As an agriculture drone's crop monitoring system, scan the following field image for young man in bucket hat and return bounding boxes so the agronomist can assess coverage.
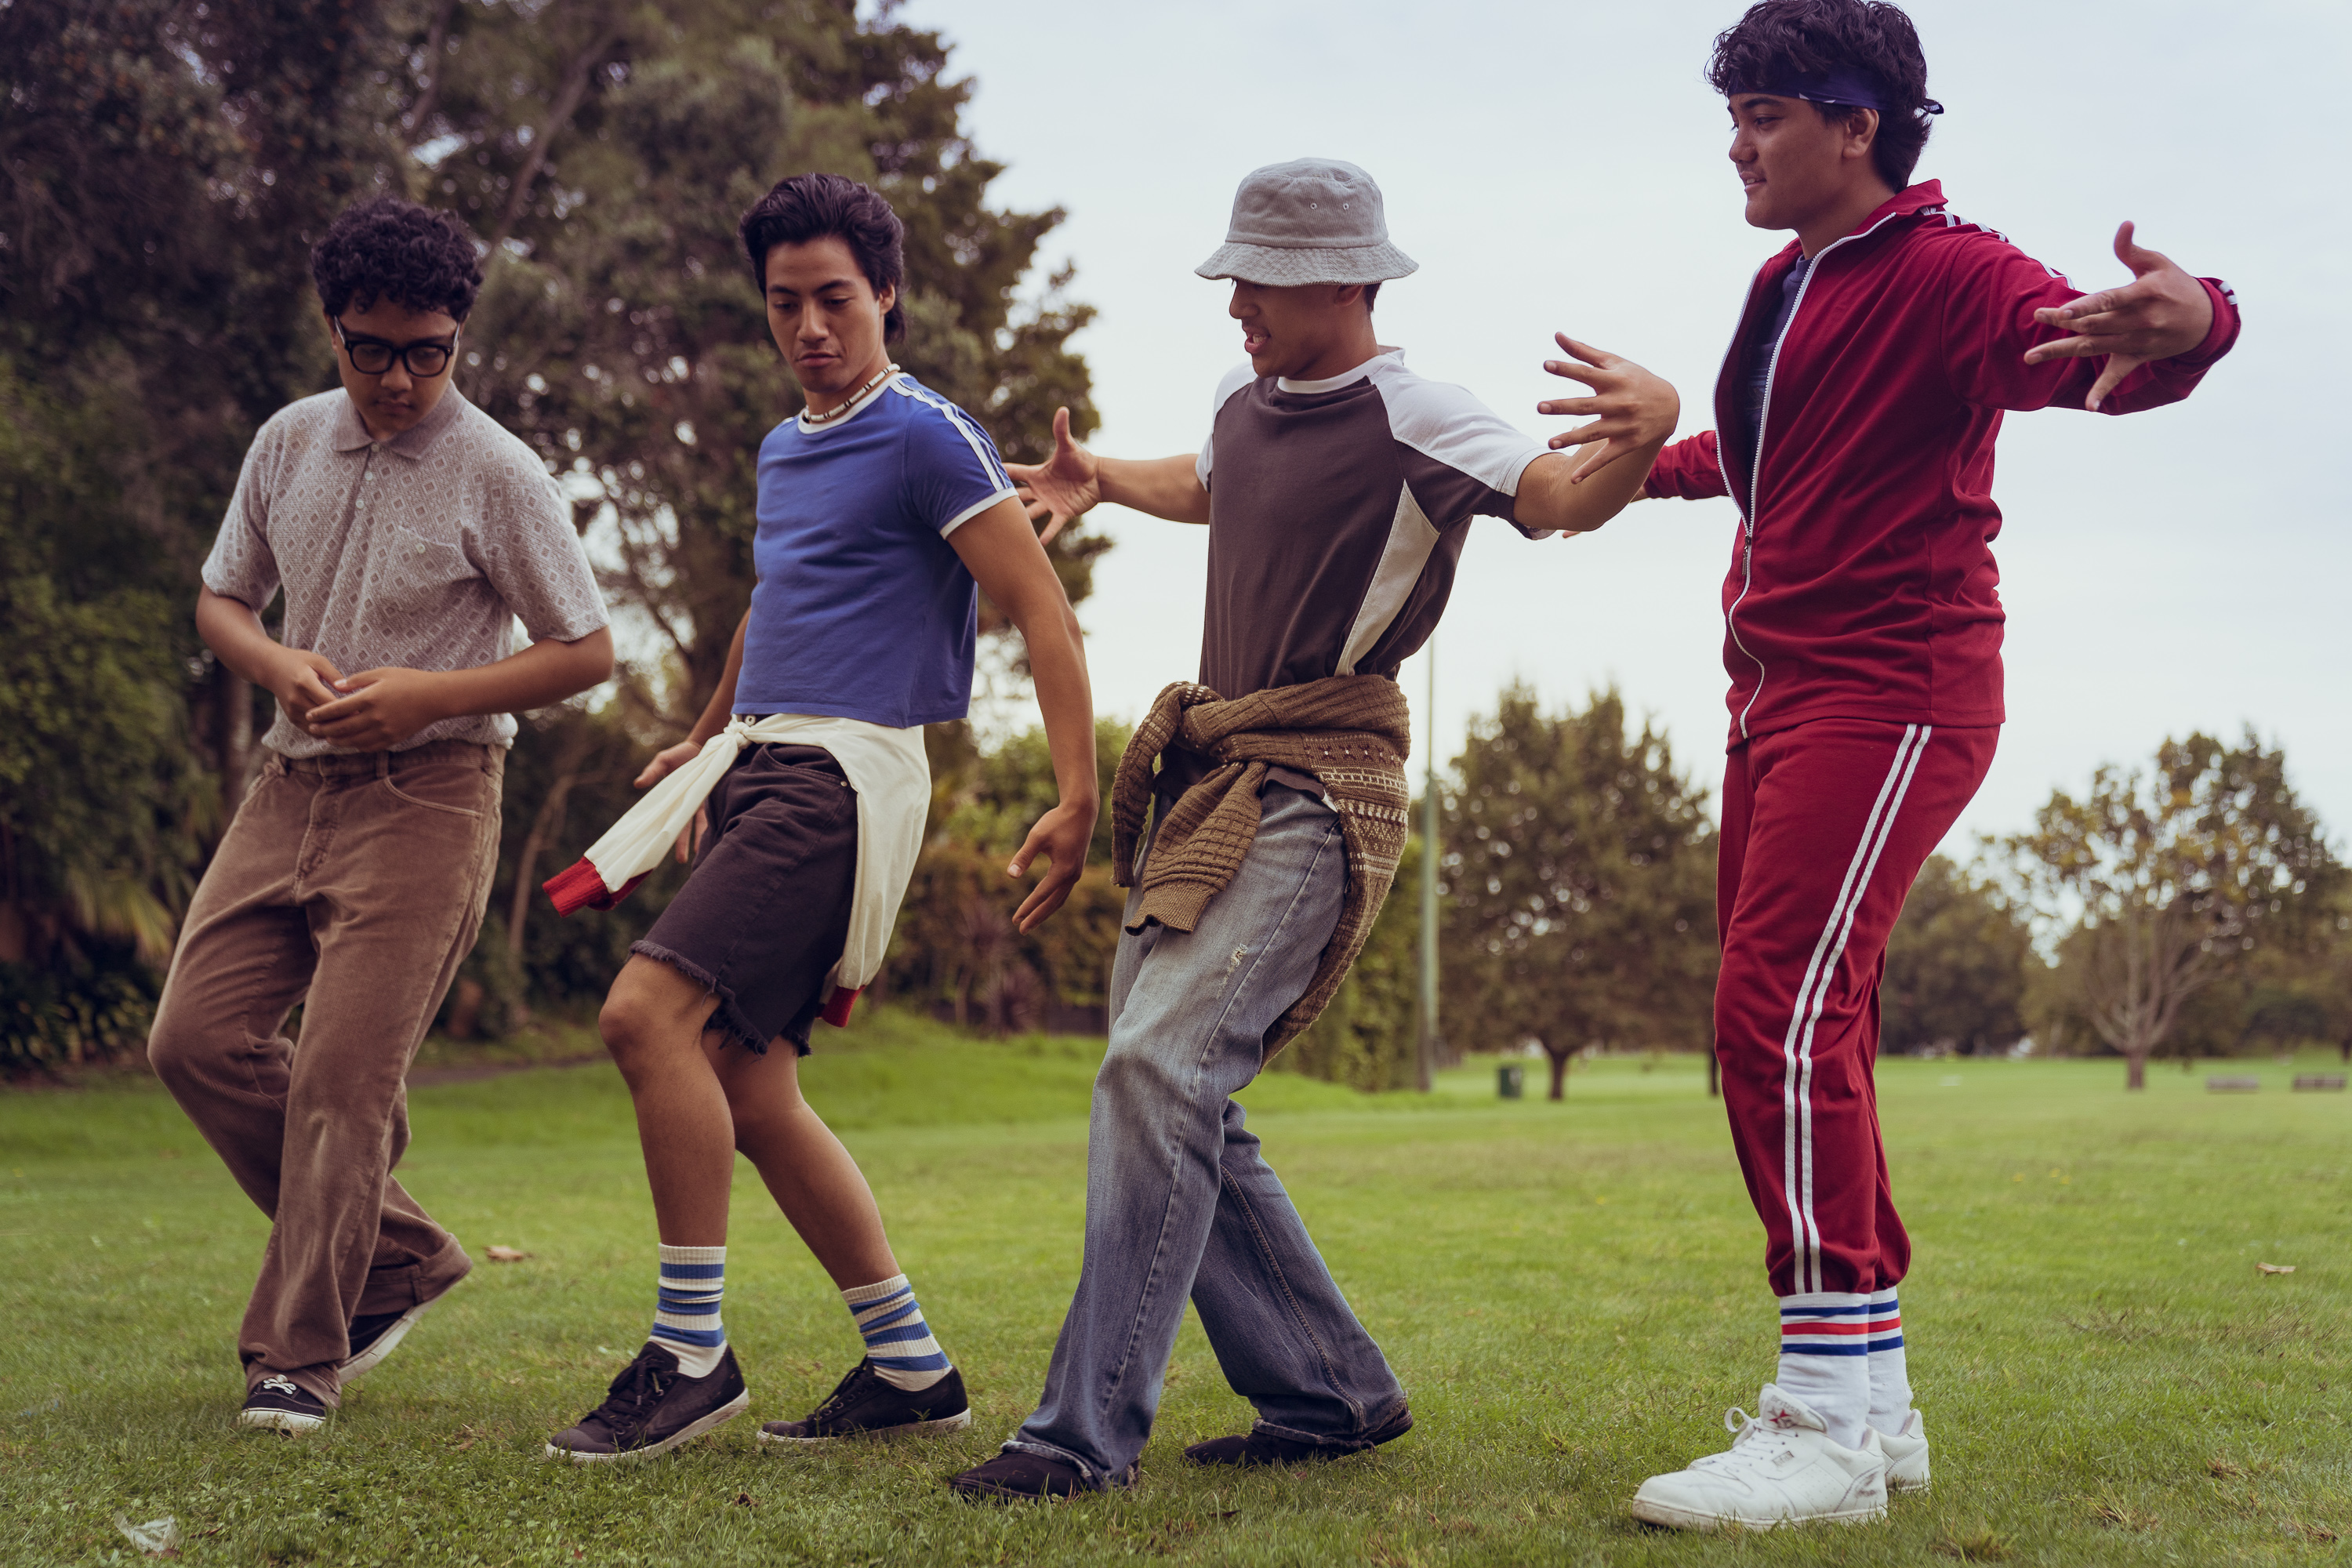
[946,158,1680,1501]
[1624,0,2241,1532]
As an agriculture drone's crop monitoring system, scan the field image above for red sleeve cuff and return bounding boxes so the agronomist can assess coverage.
[2172,278,2241,370]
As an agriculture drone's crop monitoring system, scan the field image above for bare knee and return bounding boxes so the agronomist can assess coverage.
[598,958,710,1083]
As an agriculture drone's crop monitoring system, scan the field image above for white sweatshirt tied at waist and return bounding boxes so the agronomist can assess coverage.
[544,713,930,1022]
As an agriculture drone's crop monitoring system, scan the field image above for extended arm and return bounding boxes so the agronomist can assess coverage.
[1517,334,1679,533]
[1947,221,2238,416]
[2020,223,2227,412]
[631,609,749,863]
[1011,406,1211,538]
[950,495,1101,930]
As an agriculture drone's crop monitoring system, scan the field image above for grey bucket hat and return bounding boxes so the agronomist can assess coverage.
[1195,158,1419,287]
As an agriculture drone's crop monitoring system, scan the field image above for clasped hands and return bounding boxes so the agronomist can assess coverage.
[270,648,448,751]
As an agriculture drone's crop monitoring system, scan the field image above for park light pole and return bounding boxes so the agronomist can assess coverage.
[1416,643,1440,1092]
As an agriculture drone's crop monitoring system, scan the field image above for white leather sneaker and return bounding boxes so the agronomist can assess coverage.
[1867,1409,1930,1492]
[1630,1385,1889,1531]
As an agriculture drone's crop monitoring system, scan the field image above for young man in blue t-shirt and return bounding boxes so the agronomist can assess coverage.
[543,172,1098,1462]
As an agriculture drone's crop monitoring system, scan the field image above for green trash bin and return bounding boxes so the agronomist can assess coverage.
[1497,1062,1524,1099]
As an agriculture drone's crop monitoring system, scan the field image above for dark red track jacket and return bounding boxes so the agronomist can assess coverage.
[1643,180,2241,750]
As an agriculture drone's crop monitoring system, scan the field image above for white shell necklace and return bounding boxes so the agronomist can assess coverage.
[803,361,900,426]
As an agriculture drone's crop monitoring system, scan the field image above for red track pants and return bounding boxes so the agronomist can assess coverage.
[1715,718,1998,1298]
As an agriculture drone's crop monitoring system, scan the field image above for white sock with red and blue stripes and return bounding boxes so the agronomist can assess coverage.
[1864,1287,1913,1435]
[650,1243,727,1378]
[843,1274,950,1392]
[1775,1293,1871,1449]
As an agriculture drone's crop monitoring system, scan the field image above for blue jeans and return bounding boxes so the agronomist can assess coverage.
[1005,785,1409,1486]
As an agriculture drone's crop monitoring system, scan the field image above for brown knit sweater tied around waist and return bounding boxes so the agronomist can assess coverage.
[1112,675,1412,1056]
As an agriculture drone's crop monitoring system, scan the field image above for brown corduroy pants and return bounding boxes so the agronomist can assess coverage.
[149,740,502,1404]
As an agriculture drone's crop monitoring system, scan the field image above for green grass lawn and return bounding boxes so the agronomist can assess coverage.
[3,1021,2347,1566]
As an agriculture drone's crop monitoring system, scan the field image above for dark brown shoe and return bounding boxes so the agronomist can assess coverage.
[544,1343,750,1463]
[1184,1405,1413,1467]
[949,1450,1106,1501]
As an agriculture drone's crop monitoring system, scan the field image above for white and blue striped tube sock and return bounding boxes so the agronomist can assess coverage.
[1775,1292,1872,1449]
[843,1274,950,1392]
[1864,1287,1913,1435]
[650,1243,726,1378]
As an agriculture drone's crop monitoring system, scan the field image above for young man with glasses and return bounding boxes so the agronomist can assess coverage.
[148,196,614,1432]
[1624,0,2241,1531]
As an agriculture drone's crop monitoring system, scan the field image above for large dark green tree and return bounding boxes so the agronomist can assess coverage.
[1,0,403,1058]
[1439,684,1718,1099]
[1,0,1103,1060]
[402,0,1105,720]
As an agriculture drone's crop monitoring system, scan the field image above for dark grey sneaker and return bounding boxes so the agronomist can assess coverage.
[1184,1404,1414,1467]
[238,1374,328,1434]
[948,1450,1102,1501]
[759,1358,971,1445]
[339,1283,457,1385]
[545,1343,749,1463]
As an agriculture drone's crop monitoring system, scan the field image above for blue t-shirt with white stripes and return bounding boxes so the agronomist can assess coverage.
[737,372,1015,728]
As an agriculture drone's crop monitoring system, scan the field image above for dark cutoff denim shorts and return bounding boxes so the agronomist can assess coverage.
[633,743,858,1054]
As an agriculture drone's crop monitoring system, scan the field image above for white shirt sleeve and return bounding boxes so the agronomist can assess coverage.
[1195,361,1258,492]
[1370,361,1549,496]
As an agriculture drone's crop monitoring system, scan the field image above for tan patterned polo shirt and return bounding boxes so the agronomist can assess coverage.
[203,386,608,757]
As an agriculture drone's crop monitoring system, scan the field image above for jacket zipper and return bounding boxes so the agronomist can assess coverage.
[1719,206,1911,739]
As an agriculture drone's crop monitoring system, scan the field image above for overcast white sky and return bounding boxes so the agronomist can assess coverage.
[897,0,2348,853]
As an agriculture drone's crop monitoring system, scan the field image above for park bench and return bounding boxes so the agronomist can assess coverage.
[2292,1074,2347,1091]
[2205,1075,2261,1092]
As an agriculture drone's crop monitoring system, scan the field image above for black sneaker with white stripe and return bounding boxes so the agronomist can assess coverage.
[239,1374,328,1433]
[545,1343,749,1463]
[758,1358,971,1445]
[339,1287,452,1385]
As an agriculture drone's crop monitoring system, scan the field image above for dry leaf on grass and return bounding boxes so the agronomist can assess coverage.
[2256,1261,2296,1274]
[486,1245,532,1262]
[2208,1457,2244,1479]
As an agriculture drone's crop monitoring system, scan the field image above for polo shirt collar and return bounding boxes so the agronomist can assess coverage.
[331,383,468,458]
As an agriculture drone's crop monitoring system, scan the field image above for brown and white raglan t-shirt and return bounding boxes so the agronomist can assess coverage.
[204,386,608,758]
[1161,348,1554,799]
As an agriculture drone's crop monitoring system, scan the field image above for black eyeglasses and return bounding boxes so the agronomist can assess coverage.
[334,320,458,378]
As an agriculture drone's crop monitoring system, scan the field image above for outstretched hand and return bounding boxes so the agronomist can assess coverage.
[2024,222,2216,411]
[1008,406,1100,546]
[1536,334,1679,481]
[635,739,707,863]
[1007,798,1094,933]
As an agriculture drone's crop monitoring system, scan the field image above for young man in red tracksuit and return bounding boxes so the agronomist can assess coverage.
[1626,0,2241,1532]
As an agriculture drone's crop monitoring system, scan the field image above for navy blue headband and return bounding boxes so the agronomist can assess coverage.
[1737,70,1944,117]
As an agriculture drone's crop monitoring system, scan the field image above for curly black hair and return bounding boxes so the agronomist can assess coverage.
[309,197,485,322]
[1708,0,1935,190]
[739,172,907,343]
